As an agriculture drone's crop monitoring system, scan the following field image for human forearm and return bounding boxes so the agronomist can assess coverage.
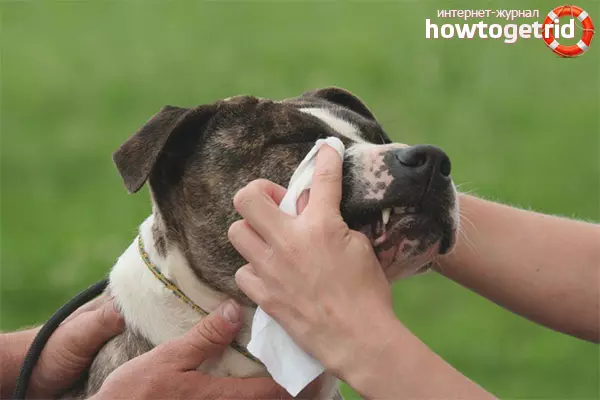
[335,316,495,399]
[437,194,600,342]
[0,328,39,398]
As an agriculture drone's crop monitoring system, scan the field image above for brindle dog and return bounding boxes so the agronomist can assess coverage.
[68,87,459,399]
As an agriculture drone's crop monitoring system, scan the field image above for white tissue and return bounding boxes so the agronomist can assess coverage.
[247,137,345,396]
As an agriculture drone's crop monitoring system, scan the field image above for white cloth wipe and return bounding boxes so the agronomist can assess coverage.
[247,136,345,396]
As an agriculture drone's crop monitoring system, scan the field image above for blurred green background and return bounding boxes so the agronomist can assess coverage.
[1,1,598,398]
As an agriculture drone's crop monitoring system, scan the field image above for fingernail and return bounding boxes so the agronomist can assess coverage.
[110,299,122,314]
[296,189,310,214]
[221,300,241,325]
[102,300,126,331]
[318,144,331,154]
[110,300,125,323]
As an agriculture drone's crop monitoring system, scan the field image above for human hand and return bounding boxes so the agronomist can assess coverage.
[28,295,125,398]
[92,299,306,399]
[228,145,397,379]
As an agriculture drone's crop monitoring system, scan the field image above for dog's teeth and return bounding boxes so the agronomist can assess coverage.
[382,208,391,226]
[394,206,405,214]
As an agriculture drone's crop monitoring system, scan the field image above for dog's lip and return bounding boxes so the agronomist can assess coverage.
[438,231,453,254]
[370,209,431,249]
[374,240,401,270]
[356,206,452,255]
[372,210,419,247]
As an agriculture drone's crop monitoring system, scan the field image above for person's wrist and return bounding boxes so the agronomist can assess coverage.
[0,328,40,398]
[338,318,416,399]
[10,328,38,360]
[325,310,405,392]
[433,193,479,275]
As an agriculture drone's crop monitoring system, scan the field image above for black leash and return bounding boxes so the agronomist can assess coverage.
[12,279,109,400]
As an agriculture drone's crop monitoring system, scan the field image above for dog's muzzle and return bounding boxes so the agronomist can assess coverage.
[340,142,459,278]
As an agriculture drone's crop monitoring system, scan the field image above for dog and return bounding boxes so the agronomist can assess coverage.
[72,87,459,399]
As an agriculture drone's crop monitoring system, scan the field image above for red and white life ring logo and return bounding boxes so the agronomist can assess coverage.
[543,5,595,57]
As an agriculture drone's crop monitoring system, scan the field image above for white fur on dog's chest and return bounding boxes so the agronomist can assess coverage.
[108,216,339,398]
[109,216,265,377]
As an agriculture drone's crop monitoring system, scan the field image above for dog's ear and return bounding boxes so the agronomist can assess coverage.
[113,105,215,193]
[303,87,376,120]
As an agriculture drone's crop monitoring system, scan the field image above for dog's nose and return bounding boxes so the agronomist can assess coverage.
[395,145,451,178]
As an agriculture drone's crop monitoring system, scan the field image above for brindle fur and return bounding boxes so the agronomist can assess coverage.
[114,89,392,303]
[65,88,454,398]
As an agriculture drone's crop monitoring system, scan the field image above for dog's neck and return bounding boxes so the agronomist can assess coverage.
[109,215,256,347]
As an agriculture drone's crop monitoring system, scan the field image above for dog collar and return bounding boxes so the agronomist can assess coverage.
[137,235,262,365]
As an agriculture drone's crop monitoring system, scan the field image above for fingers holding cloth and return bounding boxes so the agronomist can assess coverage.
[230,138,348,395]
[233,139,345,294]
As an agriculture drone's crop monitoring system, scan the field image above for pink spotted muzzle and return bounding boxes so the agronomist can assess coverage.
[340,143,459,280]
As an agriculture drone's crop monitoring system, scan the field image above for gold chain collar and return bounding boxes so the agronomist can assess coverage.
[137,235,261,365]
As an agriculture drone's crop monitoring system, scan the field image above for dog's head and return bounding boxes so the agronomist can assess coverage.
[114,88,458,301]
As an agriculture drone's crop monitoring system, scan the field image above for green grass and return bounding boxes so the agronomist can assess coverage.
[1,1,598,398]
